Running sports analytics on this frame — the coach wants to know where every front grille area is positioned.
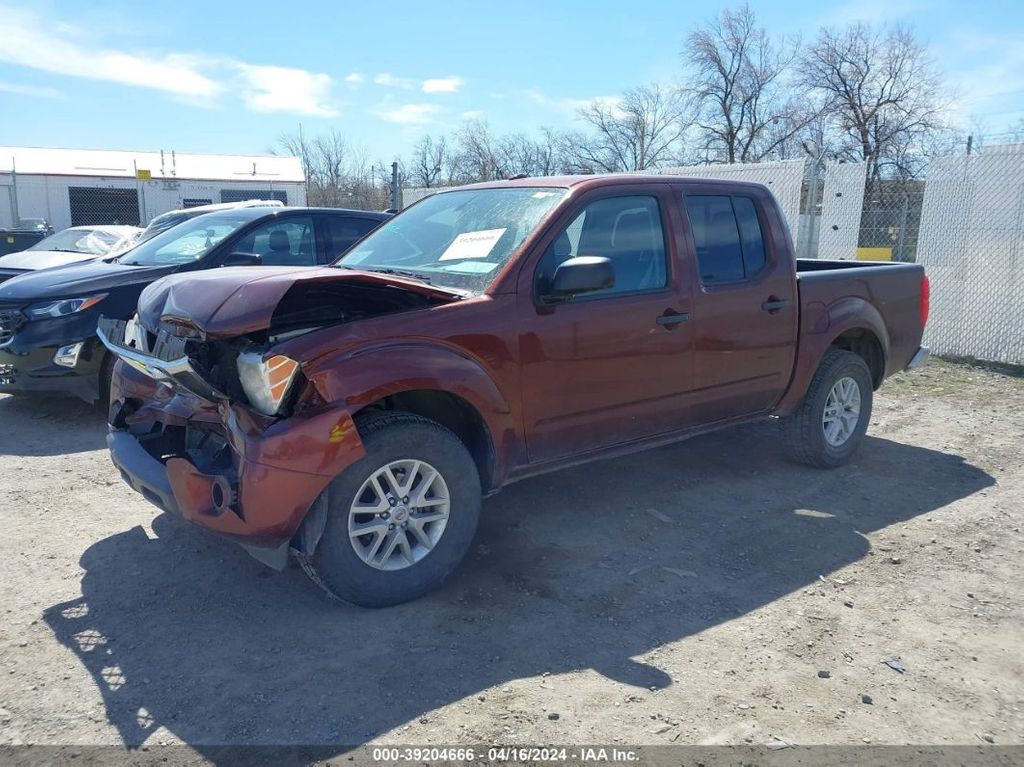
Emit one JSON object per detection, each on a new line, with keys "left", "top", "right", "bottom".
{"left": 0, "top": 310, "right": 24, "bottom": 346}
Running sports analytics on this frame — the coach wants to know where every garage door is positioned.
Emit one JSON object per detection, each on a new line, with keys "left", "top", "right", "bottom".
{"left": 220, "top": 189, "right": 287, "bottom": 204}
{"left": 68, "top": 187, "right": 140, "bottom": 226}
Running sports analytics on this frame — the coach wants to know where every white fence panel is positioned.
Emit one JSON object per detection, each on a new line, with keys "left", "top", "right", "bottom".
{"left": 917, "top": 145, "right": 1024, "bottom": 364}
{"left": 653, "top": 159, "right": 806, "bottom": 242}
{"left": 817, "top": 161, "right": 867, "bottom": 260}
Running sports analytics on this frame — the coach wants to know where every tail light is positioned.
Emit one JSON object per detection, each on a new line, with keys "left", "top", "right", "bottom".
{"left": 920, "top": 274, "right": 930, "bottom": 328}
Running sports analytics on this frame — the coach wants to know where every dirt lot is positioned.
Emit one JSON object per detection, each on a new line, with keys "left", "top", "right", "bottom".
{"left": 0, "top": 359, "right": 1022, "bottom": 755}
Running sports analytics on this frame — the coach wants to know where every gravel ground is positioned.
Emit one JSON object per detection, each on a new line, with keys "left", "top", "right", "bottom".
{"left": 0, "top": 358, "right": 1022, "bottom": 756}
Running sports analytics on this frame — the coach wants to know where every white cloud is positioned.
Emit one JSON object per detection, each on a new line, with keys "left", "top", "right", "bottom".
{"left": 523, "top": 89, "right": 548, "bottom": 105}
{"left": 0, "top": 5, "right": 221, "bottom": 101}
{"left": 422, "top": 76, "right": 464, "bottom": 94}
{"left": 373, "top": 72, "right": 417, "bottom": 89}
{"left": 522, "top": 89, "right": 622, "bottom": 118}
{"left": 0, "top": 81, "right": 61, "bottom": 98}
{"left": 0, "top": 4, "right": 339, "bottom": 117}
{"left": 344, "top": 72, "right": 364, "bottom": 84}
{"left": 373, "top": 102, "right": 442, "bottom": 124}
{"left": 565, "top": 95, "right": 622, "bottom": 114}
{"left": 235, "top": 64, "right": 337, "bottom": 117}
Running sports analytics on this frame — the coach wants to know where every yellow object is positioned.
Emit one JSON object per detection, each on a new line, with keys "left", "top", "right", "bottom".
{"left": 857, "top": 247, "right": 892, "bottom": 261}
{"left": 135, "top": 169, "right": 152, "bottom": 180}
{"left": 329, "top": 422, "right": 350, "bottom": 444}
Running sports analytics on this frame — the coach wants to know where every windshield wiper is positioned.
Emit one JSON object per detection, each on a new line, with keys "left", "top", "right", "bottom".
{"left": 338, "top": 264, "right": 471, "bottom": 297}
{"left": 368, "top": 267, "right": 434, "bottom": 283}
{"left": 338, "top": 264, "right": 433, "bottom": 284}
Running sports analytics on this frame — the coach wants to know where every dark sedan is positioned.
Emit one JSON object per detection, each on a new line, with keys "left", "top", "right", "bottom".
{"left": 0, "top": 206, "right": 389, "bottom": 403}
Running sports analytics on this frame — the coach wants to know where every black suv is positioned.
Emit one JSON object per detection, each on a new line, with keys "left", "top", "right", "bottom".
{"left": 0, "top": 206, "right": 389, "bottom": 402}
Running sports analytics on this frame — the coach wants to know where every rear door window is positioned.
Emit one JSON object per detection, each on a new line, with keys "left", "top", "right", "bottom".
{"left": 684, "top": 195, "right": 768, "bottom": 284}
{"left": 324, "top": 217, "right": 380, "bottom": 259}
{"left": 733, "top": 197, "right": 766, "bottom": 276}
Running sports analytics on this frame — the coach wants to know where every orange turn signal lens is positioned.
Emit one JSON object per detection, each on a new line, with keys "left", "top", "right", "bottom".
{"left": 236, "top": 352, "right": 300, "bottom": 416}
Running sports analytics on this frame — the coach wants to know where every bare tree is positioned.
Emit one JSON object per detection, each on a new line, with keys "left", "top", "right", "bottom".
{"left": 800, "top": 23, "right": 948, "bottom": 184}
{"left": 684, "top": 4, "right": 816, "bottom": 164}
{"left": 568, "top": 84, "right": 686, "bottom": 172}
{"left": 453, "top": 120, "right": 507, "bottom": 182}
{"left": 410, "top": 135, "right": 450, "bottom": 188}
{"left": 497, "top": 128, "right": 569, "bottom": 177}
{"left": 1005, "top": 118, "right": 1024, "bottom": 143}
{"left": 277, "top": 129, "right": 395, "bottom": 209}
{"left": 403, "top": 124, "right": 572, "bottom": 189}
{"left": 533, "top": 127, "right": 565, "bottom": 175}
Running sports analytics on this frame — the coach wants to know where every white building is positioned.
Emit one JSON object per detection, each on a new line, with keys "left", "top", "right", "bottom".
{"left": 0, "top": 146, "right": 306, "bottom": 230}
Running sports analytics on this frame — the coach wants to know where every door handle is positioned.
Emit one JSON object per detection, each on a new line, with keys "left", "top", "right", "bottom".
{"left": 657, "top": 311, "right": 690, "bottom": 327}
{"left": 761, "top": 298, "right": 790, "bottom": 314}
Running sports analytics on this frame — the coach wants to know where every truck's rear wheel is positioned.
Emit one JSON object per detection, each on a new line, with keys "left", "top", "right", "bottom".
{"left": 301, "top": 412, "right": 481, "bottom": 607}
{"left": 781, "top": 348, "right": 873, "bottom": 468}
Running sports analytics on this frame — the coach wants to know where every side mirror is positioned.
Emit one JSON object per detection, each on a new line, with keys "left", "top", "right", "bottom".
{"left": 545, "top": 256, "right": 614, "bottom": 302}
{"left": 223, "top": 252, "right": 263, "bottom": 267}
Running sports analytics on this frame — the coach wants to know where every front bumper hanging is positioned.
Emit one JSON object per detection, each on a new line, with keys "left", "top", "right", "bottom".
{"left": 101, "top": 317, "right": 368, "bottom": 562}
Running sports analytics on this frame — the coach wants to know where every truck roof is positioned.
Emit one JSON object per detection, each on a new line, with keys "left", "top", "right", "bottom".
{"left": 451, "top": 173, "right": 770, "bottom": 193}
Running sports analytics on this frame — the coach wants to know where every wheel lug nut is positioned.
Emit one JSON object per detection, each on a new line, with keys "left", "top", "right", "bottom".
{"left": 402, "top": 496, "right": 409, "bottom": 504}
{"left": 388, "top": 523, "right": 395, "bottom": 530}
{"left": 388, "top": 497, "right": 397, "bottom": 506}
{"left": 382, "top": 511, "right": 389, "bottom": 519}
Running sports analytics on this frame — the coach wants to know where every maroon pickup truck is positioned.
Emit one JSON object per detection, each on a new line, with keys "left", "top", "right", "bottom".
{"left": 98, "top": 175, "right": 930, "bottom": 606}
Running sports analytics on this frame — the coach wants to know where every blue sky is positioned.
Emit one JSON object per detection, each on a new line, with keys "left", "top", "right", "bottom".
{"left": 2, "top": 0, "right": 1023, "bottom": 161}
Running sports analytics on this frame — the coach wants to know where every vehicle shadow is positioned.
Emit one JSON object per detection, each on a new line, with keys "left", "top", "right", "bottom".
{"left": 0, "top": 393, "right": 107, "bottom": 456}
{"left": 43, "top": 423, "right": 993, "bottom": 755}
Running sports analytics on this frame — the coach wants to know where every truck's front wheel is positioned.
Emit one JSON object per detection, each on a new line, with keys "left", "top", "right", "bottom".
{"left": 301, "top": 412, "right": 481, "bottom": 607}
{"left": 781, "top": 348, "right": 873, "bottom": 468}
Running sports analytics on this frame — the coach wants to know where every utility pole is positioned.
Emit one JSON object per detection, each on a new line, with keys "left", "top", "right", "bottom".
{"left": 9, "top": 156, "right": 19, "bottom": 225}
{"left": 390, "top": 161, "right": 400, "bottom": 210}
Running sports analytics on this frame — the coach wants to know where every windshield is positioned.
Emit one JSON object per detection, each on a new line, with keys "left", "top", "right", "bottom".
{"left": 119, "top": 213, "right": 253, "bottom": 266}
{"left": 28, "top": 228, "right": 119, "bottom": 255}
{"left": 336, "top": 187, "right": 567, "bottom": 293}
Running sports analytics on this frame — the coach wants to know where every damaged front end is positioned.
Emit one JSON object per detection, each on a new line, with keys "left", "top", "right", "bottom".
{"left": 98, "top": 268, "right": 463, "bottom": 567}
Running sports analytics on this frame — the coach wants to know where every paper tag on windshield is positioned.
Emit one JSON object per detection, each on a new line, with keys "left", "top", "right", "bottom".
{"left": 439, "top": 228, "right": 506, "bottom": 261}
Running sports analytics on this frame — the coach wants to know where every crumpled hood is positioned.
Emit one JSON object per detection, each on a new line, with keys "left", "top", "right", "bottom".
{"left": 0, "top": 249, "right": 99, "bottom": 272}
{"left": 138, "top": 266, "right": 464, "bottom": 338}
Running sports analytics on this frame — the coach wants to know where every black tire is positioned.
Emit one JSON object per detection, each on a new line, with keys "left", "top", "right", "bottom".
{"left": 96, "top": 351, "right": 115, "bottom": 412}
{"left": 302, "top": 412, "right": 481, "bottom": 607}
{"left": 781, "top": 348, "right": 874, "bottom": 468}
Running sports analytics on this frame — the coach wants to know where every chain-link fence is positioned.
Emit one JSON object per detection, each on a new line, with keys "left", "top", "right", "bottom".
{"left": 66, "top": 186, "right": 141, "bottom": 226}
{"left": 0, "top": 183, "right": 14, "bottom": 228}
{"left": 916, "top": 144, "right": 1024, "bottom": 364}
{"left": 400, "top": 148, "right": 1024, "bottom": 364}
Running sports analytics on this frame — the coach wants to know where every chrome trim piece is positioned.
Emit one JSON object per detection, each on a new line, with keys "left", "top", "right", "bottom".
{"left": 0, "top": 309, "right": 22, "bottom": 348}
{"left": 53, "top": 342, "right": 84, "bottom": 368}
{"left": 97, "top": 317, "right": 227, "bottom": 401}
{"left": 906, "top": 346, "right": 930, "bottom": 370}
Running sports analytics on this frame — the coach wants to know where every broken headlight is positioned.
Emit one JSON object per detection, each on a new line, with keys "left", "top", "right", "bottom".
{"left": 236, "top": 352, "right": 300, "bottom": 416}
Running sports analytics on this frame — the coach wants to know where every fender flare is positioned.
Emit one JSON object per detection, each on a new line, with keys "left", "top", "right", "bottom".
{"left": 302, "top": 340, "right": 518, "bottom": 482}
{"left": 775, "top": 296, "right": 891, "bottom": 416}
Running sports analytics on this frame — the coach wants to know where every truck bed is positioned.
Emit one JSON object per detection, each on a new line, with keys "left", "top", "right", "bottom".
{"left": 795, "top": 258, "right": 926, "bottom": 376}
